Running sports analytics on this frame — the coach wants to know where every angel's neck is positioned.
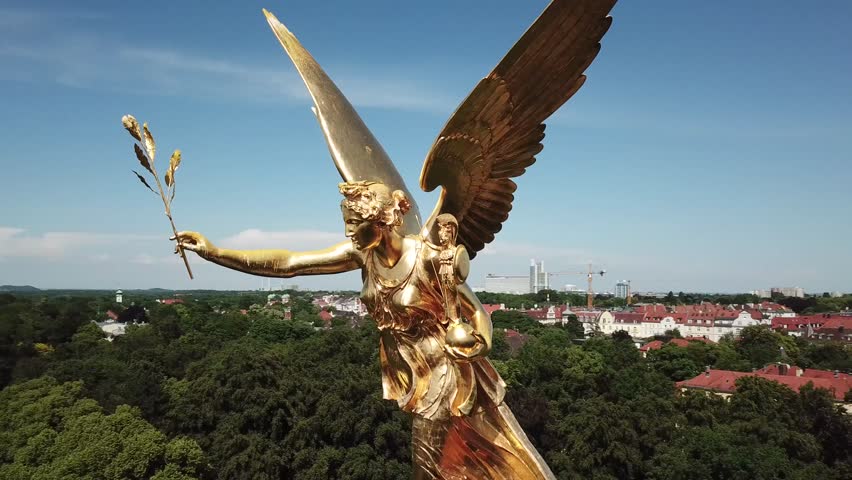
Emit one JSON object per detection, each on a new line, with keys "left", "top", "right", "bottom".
{"left": 374, "top": 229, "right": 404, "bottom": 268}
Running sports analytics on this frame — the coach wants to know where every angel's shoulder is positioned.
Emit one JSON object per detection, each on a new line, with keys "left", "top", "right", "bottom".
{"left": 406, "top": 236, "right": 443, "bottom": 266}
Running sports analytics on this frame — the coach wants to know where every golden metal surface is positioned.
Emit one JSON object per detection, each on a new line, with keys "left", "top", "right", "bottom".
{"left": 174, "top": 1, "right": 617, "bottom": 477}
{"left": 263, "top": 9, "right": 422, "bottom": 235}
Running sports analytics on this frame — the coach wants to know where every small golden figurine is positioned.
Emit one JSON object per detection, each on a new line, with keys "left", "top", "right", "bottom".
{"left": 172, "top": 1, "right": 617, "bottom": 477}
{"left": 432, "top": 214, "right": 480, "bottom": 352}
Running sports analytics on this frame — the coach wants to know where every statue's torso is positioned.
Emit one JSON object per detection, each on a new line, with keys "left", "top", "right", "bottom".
{"left": 358, "top": 236, "right": 505, "bottom": 420}
{"left": 360, "top": 236, "right": 444, "bottom": 332}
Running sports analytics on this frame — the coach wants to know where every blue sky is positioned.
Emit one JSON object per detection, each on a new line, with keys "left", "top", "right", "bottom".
{"left": 1, "top": 0, "right": 850, "bottom": 293}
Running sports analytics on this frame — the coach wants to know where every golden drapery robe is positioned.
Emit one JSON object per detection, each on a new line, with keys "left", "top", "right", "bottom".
{"left": 361, "top": 237, "right": 555, "bottom": 479}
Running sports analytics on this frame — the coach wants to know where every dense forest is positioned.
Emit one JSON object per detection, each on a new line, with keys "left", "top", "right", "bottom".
{"left": 1, "top": 292, "right": 850, "bottom": 479}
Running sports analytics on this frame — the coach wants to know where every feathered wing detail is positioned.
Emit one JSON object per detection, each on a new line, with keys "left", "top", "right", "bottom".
{"left": 263, "top": 9, "right": 421, "bottom": 235}
{"left": 419, "top": 0, "right": 616, "bottom": 256}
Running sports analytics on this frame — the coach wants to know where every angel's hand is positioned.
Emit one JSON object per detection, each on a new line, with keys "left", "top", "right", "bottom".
{"left": 171, "top": 231, "right": 216, "bottom": 258}
{"left": 444, "top": 322, "right": 488, "bottom": 361}
{"left": 444, "top": 341, "right": 487, "bottom": 362}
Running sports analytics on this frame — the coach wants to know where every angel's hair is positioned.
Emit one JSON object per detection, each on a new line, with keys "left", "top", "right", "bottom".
{"left": 339, "top": 181, "right": 411, "bottom": 228}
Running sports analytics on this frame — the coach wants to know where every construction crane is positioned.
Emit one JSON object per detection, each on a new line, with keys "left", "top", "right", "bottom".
{"left": 548, "top": 263, "right": 606, "bottom": 309}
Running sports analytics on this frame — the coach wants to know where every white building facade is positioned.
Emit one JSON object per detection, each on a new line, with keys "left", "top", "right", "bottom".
{"left": 598, "top": 310, "right": 764, "bottom": 342}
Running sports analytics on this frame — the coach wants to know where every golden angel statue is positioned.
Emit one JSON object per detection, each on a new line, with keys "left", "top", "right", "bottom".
{"left": 173, "top": 1, "right": 616, "bottom": 477}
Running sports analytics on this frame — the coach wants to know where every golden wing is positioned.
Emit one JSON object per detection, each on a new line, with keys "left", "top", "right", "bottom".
{"left": 419, "top": 0, "right": 616, "bottom": 256}
{"left": 263, "top": 9, "right": 422, "bottom": 235}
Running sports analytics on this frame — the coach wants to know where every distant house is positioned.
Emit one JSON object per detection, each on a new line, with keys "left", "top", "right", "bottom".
{"left": 638, "top": 340, "right": 664, "bottom": 356}
{"left": 482, "top": 304, "right": 506, "bottom": 316}
{"left": 811, "top": 316, "right": 852, "bottom": 342}
{"left": 638, "top": 337, "right": 715, "bottom": 357}
{"left": 677, "top": 365, "right": 851, "bottom": 413}
{"left": 503, "top": 329, "right": 529, "bottom": 353}
{"left": 160, "top": 298, "right": 185, "bottom": 305}
{"left": 525, "top": 305, "right": 569, "bottom": 325}
{"left": 759, "top": 363, "right": 850, "bottom": 380}
{"left": 93, "top": 315, "right": 127, "bottom": 341}
{"left": 756, "top": 301, "right": 796, "bottom": 319}
{"left": 267, "top": 293, "right": 291, "bottom": 306}
{"left": 573, "top": 310, "right": 605, "bottom": 335}
{"left": 598, "top": 302, "right": 771, "bottom": 341}
{"left": 319, "top": 309, "right": 334, "bottom": 327}
{"left": 312, "top": 294, "right": 367, "bottom": 316}
{"left": 772, "top": 314, "right": 852, "bottom": 342}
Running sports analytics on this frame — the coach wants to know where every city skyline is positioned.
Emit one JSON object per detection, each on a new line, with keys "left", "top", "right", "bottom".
{"left": 1, "top": 1, "right": 851, "bottom": 292}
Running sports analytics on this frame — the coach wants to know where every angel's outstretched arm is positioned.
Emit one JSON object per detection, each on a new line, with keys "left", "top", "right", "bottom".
{"left": 173, "top": 231, "right": 360, "bottom": 277}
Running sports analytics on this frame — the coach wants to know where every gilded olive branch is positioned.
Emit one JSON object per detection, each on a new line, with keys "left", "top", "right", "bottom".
{"left": 150, "top": 151, "right": 193, "bottom": 280}
{"left": 122, "top": 115, "right": 194, "bottom": 280}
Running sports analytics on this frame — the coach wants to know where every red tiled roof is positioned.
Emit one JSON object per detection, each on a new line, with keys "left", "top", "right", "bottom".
{"left": 503, "top": 329, "right": 528, "bottom": 352}
{"left": 772, "top": 314, "right": 841, "bottom": 328}
{"left": 760, "top": 364, "right": 850, "bottom": 380}
{"left": 772, "top": 317, "right": 810, "bottom": 329}
{"left": 642, "top": 337, "right": 713, "bottom": 352}
{"left": 106, "top": 310, "right": 118, "bottom": 321}
{"left": 677, "top": 369, "right": 850, "bottom": 401}
{"left": 482, "top": 304, "right": 505, "bottom": 315}
{"left": 614, "top": 312, "right": 646, "bottom": 323}
{"left": 759, "top": 301, "right": 791, "bottom": 312}
{"left": 525, "top": 306, "right": 567, "bottom": 320}
{"left": 573, "top": 311, "right": 601, "bottom": 322}
{"left": 162, "top": 298, "right": 184, "bottom": 305}
{"left": 684, "top": 336, "right": 714, "bottom": 344}
{"left": 639, "top": 340, "right": 664, "bottom": 352}
{"left": 800, "top": 369, "right": 851, "bottom": 380}
{"left": 634, "top": 304, "right": 669, "bottom": 315}
{"left": 319, "top": 310, "right": 333, "bottom": 321}
{"left": 820, "top": 316, "right": 852, "bottom": 330}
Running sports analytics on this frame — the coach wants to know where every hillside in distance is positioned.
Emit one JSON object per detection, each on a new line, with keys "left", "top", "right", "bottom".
{"left": 0, "top": 285, "right": 41, "bottom": 292}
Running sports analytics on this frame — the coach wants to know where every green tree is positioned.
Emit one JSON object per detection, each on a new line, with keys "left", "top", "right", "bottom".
{"left": 248, "top": 316, "right": 314, "bottom": 343}
{"left": 797, "top": 341, "right": 852, "bottom": 371}
{"left": 491, "top": 310, "right": 542, "bottom": 333}
{"left": 646, "top": 344, "right": 700, "bottom": 381}
{"left": 163, "top": 332, "right": 410, "bottom": 479}
{"left": 650, "top": 425, "right": 796, "bottom": 480}
{"left": 736, "top": 325, "right": 798, "bottom": 368}
{"left": 0, "top": 377, "right": 205, "bottom": 479}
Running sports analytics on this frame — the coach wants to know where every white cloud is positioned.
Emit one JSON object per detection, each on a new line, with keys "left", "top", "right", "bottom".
{"left": 130, "top": 253, "right": 182, "bottom": 265}
{"left": 88, "top": 253, "right": 111, "bottom": 263}
{"left": 0, "top": 226, "right": 346, "bottom": 262}
{"left": 0, "top": 227, "right": 155, "bottom": 258}
{"left": 115, "top": 46, "right": 308, "bottom": 102}
{"left": 219, "top": 229, "right": 345, "bottom": 251}
{"left": 479, "top": 241, "right": 587, "bottom": 260}
{"left": 0, "top": 12, "right": 453, "bottom": 112}
{"left": 0, "top": 7, "right": 105, "bottom": 30}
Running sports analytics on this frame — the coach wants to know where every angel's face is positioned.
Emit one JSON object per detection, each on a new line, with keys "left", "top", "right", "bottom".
{"left": 343, "top": 207, "right": 381, "bottom": 251}
{"left": 438, "top": 223, "right": 455, "bottom": 246}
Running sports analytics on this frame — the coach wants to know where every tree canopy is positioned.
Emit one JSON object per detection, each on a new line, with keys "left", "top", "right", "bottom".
{"left": 1, "top": 292, "right": 850, "bottom": 479}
